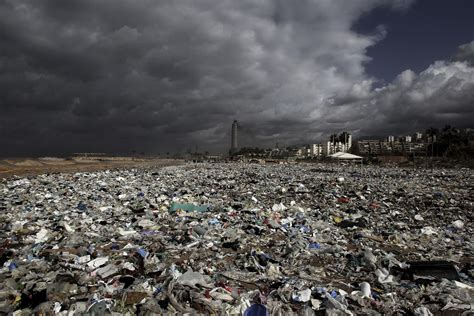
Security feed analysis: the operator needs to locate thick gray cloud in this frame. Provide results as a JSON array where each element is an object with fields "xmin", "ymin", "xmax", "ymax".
[
  {"xmin": 454, "ymin": 41, "xmax": 474, "ymax": 64},
  {"xmin": 0, "ymin": 0, "xmax": 472, "ymax": 156}
]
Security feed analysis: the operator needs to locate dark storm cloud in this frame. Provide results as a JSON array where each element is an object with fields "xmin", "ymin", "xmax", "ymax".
[{"xmin": 0, "ymin": 0, "xmax": 472, "ymax": 156}]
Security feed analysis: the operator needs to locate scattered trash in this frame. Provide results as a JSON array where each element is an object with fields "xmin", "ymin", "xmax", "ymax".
[
  {"xmin": 375, "ymin": 268, "xmax": 395, "ymax": 284},
  {"xmin": 244, "ymin": 303, "xmax": 268, "ymax": 316},
  {"xmin": 34, "ymin": 228, "xmax": 50, "ymax": 243},
  {"xmin": 414, "ymin": 306, "xmax": 433, "ymax": 316},
  {"xmin": 96, "ymin": 264, "xmax": 119, "ymax": 279},
  {"xmin": 87, "ymin": 257, "xmax": 109, "ymax": 270},
  {"xmin": 177, "ymin": 270, "xmax": 213, "ymax": 288},
  {"xmin": 420, "ymin": 226, "xmax": 437, "ymax": 235},
  {"xmin": 0, "ymin": 163, "xmax": 472, "ymax": 314},
  {"xmin": 168, "ymin": 202, "xmax": 210, "ymax": 213},
  {"xmin": 351, "ymin": 282, "xmax": 372, "ymax": 299},
  {"xmin": 451, "ymin": 219, "xmax": 464, "ymax": 229},
  {"xmin": 271, "ymin": 203, "xmax": 287, "ymax": 212},
  {"xmin": 292, "ymin": 288, "xmax": 312, "ymax": 302},
  {"xmin": 401, "ymin": 261, "xmax": 460, "ymax": 282}
]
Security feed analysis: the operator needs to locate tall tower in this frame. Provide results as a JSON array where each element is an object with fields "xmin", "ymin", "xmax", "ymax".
[{"xmin": 230, "ymin": 120, "xmax": 238, "ymax": 155}]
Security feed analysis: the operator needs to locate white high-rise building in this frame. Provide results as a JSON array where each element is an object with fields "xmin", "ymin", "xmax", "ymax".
[
  {"xmin": 323, "ymin": 141, "xmax": 332, "ymax": 156},
  {"xmin": 347, "ymin": 134, "xmax": 352, "ymax": 151},
  {"xmin": 310, "ymin": 144, "xmax": 324, "ymax": 157},
  {"xmin": 323, "ymin": 141, "xmax": 344, "ymax": 155}
]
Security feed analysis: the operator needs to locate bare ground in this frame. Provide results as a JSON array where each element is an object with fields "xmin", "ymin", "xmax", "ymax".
[{"xmin": 0, "ymin": 157, "xmax": 184, "ymax": 179}]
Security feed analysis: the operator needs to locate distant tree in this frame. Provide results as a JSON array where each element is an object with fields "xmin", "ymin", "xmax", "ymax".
[
  {"xmin": 235, "ymin": 147, "xmax": 266, "ymax": 156},
  {"xmin": 425, "ymin": 127, "xmax": 439, "ymax": 137},
  {"xmin": 442, "ymin": 125, "xmax": 452, "ymax": 133},
  {"xmin": 338, "ymin": 132, "xmax": 350, "ymax": 144},
  {"xmin": 422, "ymin": 126, "xmax": 473, "ymax": 158}
]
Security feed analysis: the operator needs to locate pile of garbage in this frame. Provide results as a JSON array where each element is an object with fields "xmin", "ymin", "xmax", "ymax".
[{"xmin": 0, "ymin": 163, "xmax": 473, "ymax": 315}]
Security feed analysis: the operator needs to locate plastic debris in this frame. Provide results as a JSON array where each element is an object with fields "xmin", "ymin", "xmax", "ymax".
[
  {"xmin": 271, "ymin": 203, "xmax": 287, "ymax": 212},
  {"xmin": 177, "ymin": 270, "xmax": 213, "ymax": 288},
  {"xmin": 0, "ymin": 163, "xmax": 472, "ymax": 314},
  {"xmin": 96, "ymin": 264, "xmax": 119, "ymax": 279},
  {"xmin": 87, "ymin": 257, "xmax": 109, "ymax": 269},
  {"xmin": 292, "ymin": 288, "xmax": 312, "ymax": 302},
  {"xmin": 414, "ymin": 214, "xmax": 424, "ymax": 221},
  {"xmin": 402, "ymin": 261, "xmax": 460, "ymax": 282},
  {"xmin": 168, "ymin": 202, "xmax": 210, "ymax": 213},
  {"xmin": 451, "ymin": 219, "xmax": 464, "ymax": 229},
  {"xmin": 414, "ymin": 306, "xmax": 433, "ymax": 316},
  {"xmin": 34, "ymin": 228, "xmax": 50, "ymax": 243},
  {"xmin": 244, "ymin": 304, "xmax": 268, "ymax": 316}
]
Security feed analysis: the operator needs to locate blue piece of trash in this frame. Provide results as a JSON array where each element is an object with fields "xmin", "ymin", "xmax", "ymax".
[
  {"xmin": 316, "ymin": 287, "xmax": 327, "ymax": 294},
  {"xmin": 141, "ymin": 230, "xmax": 159, "ymax": 235},
  {"xmin": 209, "ymin": 218, "xmax": 220, "ymax": 225},
  {"xmin": 137, "ymin": 248, "xmax": 148, "ymax": 258},
  {"xmin": 8, "ymin": 262, "xmax": 17, "ymax": 271},
  {"xmin": 244, "ymin": 304, "xmax": 268, "ymax": 316},
  {"xmin": 137, "ymin": 192, "xmax": 145, "ymax": 197},
  {"xmin": 77, "ymin": 201, "xmax": 87, "ymax": 211},
  {"xmin": 300, "ymin": 225, "xmax": 311, "ymax": 233},
  {"xmin": 87, "ymin": 245, "xmax": 95, "ymax": 254},
  {"xmin": 330, "ymin": 290, "xmax": 337, "ymax": 298},
  {"xmin": 309, "ymin": 242, "xmax": 321, "ymax": 249}
]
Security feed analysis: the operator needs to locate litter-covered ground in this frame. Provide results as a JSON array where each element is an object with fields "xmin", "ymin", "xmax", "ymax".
[{"xmin": 1, "ymin": 163, "xmax": 473, "ymax": 315}]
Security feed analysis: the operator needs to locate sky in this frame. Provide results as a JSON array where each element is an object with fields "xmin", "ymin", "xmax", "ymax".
[{"xmin": 0, "ymin": 0, "xmax": 473, "ymax": 156}]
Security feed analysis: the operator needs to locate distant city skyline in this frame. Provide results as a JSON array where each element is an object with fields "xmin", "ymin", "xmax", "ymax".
[{"xmin": 0, "ymin": 0, "xmax": 473, "ymax": 157}]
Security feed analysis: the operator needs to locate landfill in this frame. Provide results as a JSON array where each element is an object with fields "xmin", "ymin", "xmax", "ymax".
[{"xmin": 0, "ymin": 162, "xmax": 473, "ymax": 315}]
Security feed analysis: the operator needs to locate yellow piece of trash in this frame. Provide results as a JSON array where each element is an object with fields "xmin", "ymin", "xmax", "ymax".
[{"xmin": 334, "ymin": 217, "xmax": 343, "ymax": 224}]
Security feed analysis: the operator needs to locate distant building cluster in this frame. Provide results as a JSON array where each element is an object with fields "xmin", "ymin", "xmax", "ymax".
[
  {"xmin": 267, "ymin": 132, "xmax": 353, "ymax": 159},
  {"xmin": 228, "ymin": 120, "xmax": 473, "ymax": 161},
  {"xmin": 305, "ymin": 132, "xmax": 352, "ymax": 157},
  {"xmin": 356, "ymin": 132, "xmax": 430, "ymax": 155}
]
